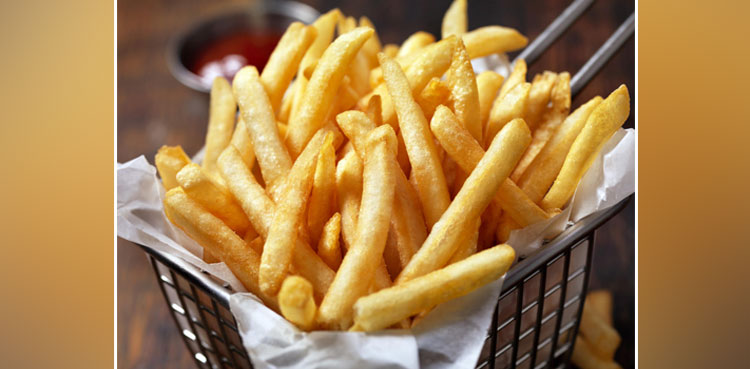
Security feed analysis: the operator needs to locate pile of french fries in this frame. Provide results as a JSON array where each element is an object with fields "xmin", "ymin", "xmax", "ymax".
[
  {"xmin": 572, "ymin": 290, "xmax": 623, "ymax": 369},
  {"xmin": 155, "ymin": 0, "xmax": 631, "ymax": 333}
]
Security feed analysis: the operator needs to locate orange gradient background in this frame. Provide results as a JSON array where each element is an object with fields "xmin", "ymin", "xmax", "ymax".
[
  {"xmin": 1, "ymin": 0, "xmax": 750, "ymax": 368},
  {"xmin": 0, "ymin": 0, "xmax": 113, "ymax": 368}
]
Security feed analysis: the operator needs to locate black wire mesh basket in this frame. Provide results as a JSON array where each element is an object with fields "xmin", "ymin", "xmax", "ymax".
[{"xmin": 137, "ymin": 196, "xmax": 629, "ymax": 369}]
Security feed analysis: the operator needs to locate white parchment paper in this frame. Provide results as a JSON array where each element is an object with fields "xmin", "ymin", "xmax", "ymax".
[{"xmin": 117, "ymin": 57, "xmax": 634, "ymax": 369}]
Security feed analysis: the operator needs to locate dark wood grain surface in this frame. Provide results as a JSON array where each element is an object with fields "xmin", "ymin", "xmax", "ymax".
[{"xmin": 117, "ymin": 0, "xmax": 634, "ymax": 368}]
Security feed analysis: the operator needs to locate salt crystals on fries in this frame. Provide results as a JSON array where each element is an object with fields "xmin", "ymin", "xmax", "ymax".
[{"xmin": 154, "ymin": 0, "xmax": 631, "ymax": 332}]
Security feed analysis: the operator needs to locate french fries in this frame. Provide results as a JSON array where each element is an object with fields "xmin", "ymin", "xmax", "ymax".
[
  {"xmin": 318, "ymin": 125, "xmax": 397, "ymax": 329},
  {"xmin": 396, "ymin": 118, "xmax": 531, "ymax": 284},
  {"xmin": 542, "ymin": 85, "xmax": 630, "ymax": 211},
  {"xmin": 154, "ymin": 2, "xmax": 631, "ymax": 335},
  {"xmin": 380, "ymin": 53, "xmax": 451, "ymax": 228},
  {"xmin": 202, "ymin": 77, "xmax": 236, "ymax": 182},
  {"xmin": 279, "ymin": 275, "xmax": 318, "ymax": 331},
  {"xmin": 352, "ymin": 244, "xmax": 515, "ymax": 332},
  {"xmin": 286, "ymin": 27, "xmax": 373, "ymax": 157}
]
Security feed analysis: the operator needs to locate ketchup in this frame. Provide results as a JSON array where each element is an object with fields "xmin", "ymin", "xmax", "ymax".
[{"xmin": 188, "ymin": 30, "xmax": 283, "ymax": 87}]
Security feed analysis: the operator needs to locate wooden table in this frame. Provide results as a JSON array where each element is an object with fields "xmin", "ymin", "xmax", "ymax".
[{"xmin": 117, "ymin": 1, "xmax": 634, "ymax": 367}]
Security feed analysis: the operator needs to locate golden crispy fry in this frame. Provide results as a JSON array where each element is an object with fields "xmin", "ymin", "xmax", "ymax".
[
  {"xmin": 307, "ymin": 133, "xmax": 337, "ymax": 245},
  {"xmin": 448, "ymin": 217, "xmax": 481, "ymax": 263},
  {"xmin": 334, "ymin": 76, "xmax": 360, "ymax": 112},
  {"xmin": 430, "ymin": 106, "xmax": 548, "ymax": 227},
  {"xmin": 524, "ymin": 71, "xmax": 557, "ymax": 130},
  {"xmin": 202, "ymin": 77, "xmax": 236, "ymax": 182},
  {"xmin": 397, "ymin": 118, "xmax": 530, "ymax": 284},
  {"xmin": 380, "ymin": 53, "xmax": 451, "ymax": 229},
  {"xmin": 462, "ymin": 26, "xmax": 528, "ymax": 59},
  {"xmin": 317, "ymin": 212, "xmax": 342, "ymax": 270},
  {"xmin": 518, "ymin": 96, "xmax": 602, "ymax": 203},
  {"xmin": 228, "ymin": 118, "xmax": 255, "ymax": 169},
  {"xmin": 318, "ymin": 125, "xmax": 398, "ymax": 329},
  {"xmin": 446, "ymin": 40, "xmax": 482, "ymax": 143},
  {"xmin": 571, "ymin": 336, "xmax": 623, "ymax": 369},
  {"xmin": 416, "ymin": 77, "xmax": 451, "ymax": 120},
  {"xmin": 542, "ymin": 85, "xmax": 630, "ymax": 210},
  {"xmin": 286, "ymin": 27, "xmax": 374, "ymax": 157},
  {"xmin": 163, "ymin": 187, "xmax": 278, "ymax": 310},
  {"xmin": 476, "ymin": 71, "xmax": 505, "ymax": 128},
  {"xmin": 260, "ymin": 22, "xmax": 316, "ymax": 112},
  {"xmin": 347, "ymin": 44, "xmax": 371, "ymax": 96},
  {"xmin": 233, "ymin": 66, "xmax": 293, "ymax": 195},
  {"xmin": 176, "ymin": 163, "xmax": 252, "ymax": 235},
  {"xmin": 587, "ymin": 290, "xmax": 614, "ymax": 326},
  {"xmin": 217, "ymin": 147, "xmax": 335, "ymax": 301},
  {"xmin": 512, "ymin": 72, "xmax": 571, "ymax": 181},
  {"xmin": 580, "ymin": 302, "xmax": 621, "ymax": 359},
  {"xmin": 441, "ymin": 0, "xmax": 468, "ymax": 39},
  {"xmin": 352, "ymin": 244, "xmax": 515, "ymax": 331},
  {"xmin": 486, "ymin": 82, "xmax": 531, "ymax": 148},
  {"xmin": 396, "ymin": 129, "xmax": 411, "ymax": 175},
  {"xmin": 358, "ymin": 16, "xmax": 382, "ymax": 68},
  {"xmin": 155, "ymin": 145, "xmax": 191, "ymax": 190},
  {"xmin": 335, "ymin": 110, "xmax": 426, "ymax": 277},
  {"xmin": 498, "ymin": 59, "xmax": 527, "ymax": 99},
  {"xmin": 365, "ymin": 94, "xmax": 383, "ymax": 126},
  {"xmin": 279, "ymin": 275, "xmax": 318, "ymax": 331},
  {"xmin": 383, "ymin": 43, "xmax": 399, "ymax": 58},
  {"xmin": 479, "ymin": 202, "xmax": 503, "ymax": 249},
  {"xmin": 261, "ymin": 131, "xmax": 330, "ymax": 295},
  {"xmin": 290, "ymin": 9, "xmax": 341, "ymax": 125}
]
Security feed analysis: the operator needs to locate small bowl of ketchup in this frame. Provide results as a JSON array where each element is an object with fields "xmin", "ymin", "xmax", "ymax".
[{"xmin": 168, "ymin": 1, "xmax": 319, "ymax": 92}]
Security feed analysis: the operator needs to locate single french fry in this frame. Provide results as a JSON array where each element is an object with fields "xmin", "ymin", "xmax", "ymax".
[
  {"xmin": 155, "ymin": 145, "xmax": 191, "ymax": 190},
  {"xmin": 260, "ymin": 131, "xmax": 330, "ymax": 296},
  {"xmin": 524, "ymin": 71, "xmax": 557, "ymax": 130},
  {"xmin": 228, "ymin": 118, "xmax": 255, "ymax": 169},
  {"xmin": 163, "ymin": 187, "xmax": 278, "ymax": 310},
  {"xmin": 233, "ymin": 66, "xmax": 293, "ymax": 196},
  {"xmin": 380, "ymin": 53, "xmax": 451, "ymax": 229},
  {"xmin": 334, "ymin": 76, "xmax": 360, "ymax": 112},
  {"xmin": 476, "ymin": 71, "xmax": 505, "ymax": 128},
  {"xmin": 279, "ymin": 275, "xmax": 318, "ymax": 331},
  {"xmin": 441, "ymin": 0, "xmax": 467, "ymax": 39},
  {"xmin": 219, "ymin": 146, "xmax": 335, "ymax": 301},
  {"xmin": 396, "ymin": 129, "xmax": 411, "ymax": 176},
  {"xmin": 260, "ymin": 22, "xmax": 316, "ymax": 112},
  {"xmin": 542, "ymin": 85, "xmax": 630, "ymax": 211},
  {"xmin": 512, "ymin": 72, "xmax": 571, "ymax": 181},
  {"xmin": 176, "ymin": 163, "xmax": 252, "ymax": 235},
  {"xmin": 290, "ymin": 9, "xmax": 341, "ymax": 125},
  {"xmin": 365, "ymin": 94, "xmax": 383, "ymax": 126},
  {"xmin": 202, "ymin": 77, "xmax": 236, "ymax": 182},
  {"xmin": 431, "ymin": 106, "xmax": 548, "ymax": 227},
  {"xmin": 416, "ymin": 77, "xmax": 451, "ymax": 120},
  {"xmin": 317, "ymin": 212, "xmax": 342, "ymax": 270},
  {"xmin": 307, "ymin": 133, "xmax": 337, "ymax": 245},
  {"xmin": 498, "ymin": 59, "xmax": 527, "ymax": 99},
  {"xmin": 518, "ymin": 96, "xmax": 602, "ymax": 203},
  {"xmin": 462, "ymin": 26, "xmax": 528, "ymax": 59},
  {"xmin": 353, "ymin": 244, "xmax": 515, "ymax": 331},
  {"xmin": 396, "ymin": 118, "xmax": 530, "ymax": 284},
  {"xmin": 358, "ymin": 16, "xmax": 382, "ymax": 68},
  {"xmin": 486, "ymin": 82, "xmax": 531, "ymax": 148},
  {"xmin": 446, "ymin": 39, "xmax": 482, "ymax": 143},
  {"xmin": 587, "ymin": 290, "xmax": 614, "ymax": 326},
  {"xmin": 347, "ymin": 43, "xmax": 372, "ymax": 96},
  {"xmin": 571, "ymin": 336, "xmax": 623, "ymax": 369},
  {"xmin": 286, "ymin": 27, "xmax": 374, "ymax": 157},
  {"xmin": 580, "ymin": 302, "xmax": 622, "ymax": 359},
  {"xmin": 318, "ymin": 125, "xmax": 398, "ymax": 329},
  {"xmin": 383, "ymin": 43, "xmax": 399, "ymax": 58}
]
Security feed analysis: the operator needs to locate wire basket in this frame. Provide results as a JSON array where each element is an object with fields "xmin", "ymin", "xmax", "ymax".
[{"xmin": 137, "ymin": 196, "xmax": 630, "ymax": 369}]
